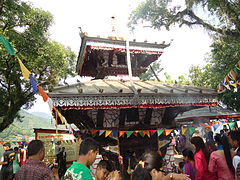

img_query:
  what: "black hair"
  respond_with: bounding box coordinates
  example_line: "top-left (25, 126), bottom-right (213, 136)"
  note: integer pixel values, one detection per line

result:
top-left (229, 130), bottom-right (240, 143)
top-left (215, 134), bottom-right (234, 172)
top-left (190, 136), bottom-right (210, 162)
top-left (182, 148), bottom-right (194, 161)
top-left (97, 160), bottom-right (112, 172)
top-left (79, 137), bottom-right (99, 155)
top-left (27, 140), bottom-right (44, 156)
top-left (179, 161), bottom-right (185, 169)
top-left (229, 130), bottom-right (240, 157)
top-left (3, 143), bottom-right (11, 148)
top-left (14, 147), bottom-right (19, 152)
top-left (132, 151), bottom-right (163, 180)
top-left (220, 130), bottom-right (224, 135)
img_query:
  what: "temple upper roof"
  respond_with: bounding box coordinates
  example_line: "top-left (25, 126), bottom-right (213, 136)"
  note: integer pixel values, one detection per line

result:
top-left (76, 34), bottom-right (170, 78)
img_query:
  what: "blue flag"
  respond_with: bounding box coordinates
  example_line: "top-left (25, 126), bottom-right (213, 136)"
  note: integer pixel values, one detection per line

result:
top-left (29, 74), bottom-right (38, 93)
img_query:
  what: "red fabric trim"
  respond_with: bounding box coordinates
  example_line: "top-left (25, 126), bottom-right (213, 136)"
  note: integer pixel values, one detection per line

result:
top-left (177, 114), bottom-right (240, 121)
top-left (89, 45), bottom-right (163, 55)
top-left (61, 102), bottom-right (218, 110)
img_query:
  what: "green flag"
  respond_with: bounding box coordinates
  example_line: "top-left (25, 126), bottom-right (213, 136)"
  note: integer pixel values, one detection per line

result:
top-left (139, 131), bottom-right (144, 137)
top-left (189, 127), bottom-right (196, 135)
top-left (0, 35), bottom-right (15, 55)
top-left (228, 122), bottom-right (236, 130)
top-left (157, 129), bottom-right (164, 136)
top-left (126, 131), bottom-right (134, 138)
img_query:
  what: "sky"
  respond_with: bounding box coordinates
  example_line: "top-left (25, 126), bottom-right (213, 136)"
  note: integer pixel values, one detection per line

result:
top-left (27, 0), bottom-right (213, 114)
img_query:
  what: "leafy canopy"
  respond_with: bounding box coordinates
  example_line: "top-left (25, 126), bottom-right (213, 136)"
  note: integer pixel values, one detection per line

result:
top-left (130, 0), bottom-right (240, 111)
top-left (129, 0), bottom-right (240, 37)
top-left (0, 0), bottom-right (76, 132)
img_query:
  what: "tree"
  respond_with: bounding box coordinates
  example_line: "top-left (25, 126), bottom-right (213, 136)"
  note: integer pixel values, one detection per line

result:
top-left (129, 0), bottom-right (240, 37)
top-left (139, 60), bottom-right (163, 81)
top-left (130, 0), bottom-right (240, 111)
top-left (0, 0), bottom-right (76, 132)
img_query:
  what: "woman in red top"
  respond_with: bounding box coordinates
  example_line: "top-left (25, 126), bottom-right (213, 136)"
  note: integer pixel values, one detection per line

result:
top-left (19, 144), bottom-right (27, 166)
top-left (190, 136), bottom-right (216, 180)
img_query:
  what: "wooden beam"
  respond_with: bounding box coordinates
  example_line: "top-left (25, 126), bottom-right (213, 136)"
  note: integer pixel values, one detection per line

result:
top-left (96, 109), bottom-right (105, 128)
top-left (119, 109), bottom-right (126, 128)
top-left (144, 108), bottom-right (153, 125)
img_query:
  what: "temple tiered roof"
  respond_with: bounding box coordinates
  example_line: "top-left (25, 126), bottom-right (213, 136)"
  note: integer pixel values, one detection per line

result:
top-left (76, 35), bottom-right (170, 78)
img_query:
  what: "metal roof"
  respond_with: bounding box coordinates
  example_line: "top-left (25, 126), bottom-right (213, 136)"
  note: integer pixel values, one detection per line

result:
top-left (49, 79), bottom-right (218, 109)
top-left (175, 106), bottom-right (240, 121)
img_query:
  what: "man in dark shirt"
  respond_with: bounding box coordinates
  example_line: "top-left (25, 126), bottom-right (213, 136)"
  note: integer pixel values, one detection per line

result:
top-left (56, 147), bottom-right (67, 178)
top-left (0, 142), bottom-right (15, 180)
top-left (15, 140), bottom-right (59, 180)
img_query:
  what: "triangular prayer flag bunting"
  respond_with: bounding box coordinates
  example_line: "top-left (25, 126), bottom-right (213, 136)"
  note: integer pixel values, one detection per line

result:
top-left (29, 74), bottom-right (38, 93)
top-left (112, 130), bottom-right (118, 137)
top-left (157, 129), bottom-right (164, 136)
top-left (38, 85), bottom-right (49, 102)
top-left (57, 111), bottom-right (65, 124)
top-left (119, 131), bottom-right (126, 137)
top-left (139, 131), bottom-right (144, 137)
top-left (47, 98), bottom-right (53, 111)
top-left (163, 129), bottom-right (173, 136)
top-left (237, 121), bottom-right (240, 128)
top-left (143, 130), bottom-right (150, 137)
top-left (181, 127), bottom-right (188, 135)
top-left (0, 35), bottom-right (15, 55)
top-left (189, 127), bottom-right (196, 135)
top-left (213, 124), bottom-right (220, 131)
top-left (150, 130), bottom-right (157, 136)
top-left (99, 130), bottom-right (105, 136)
top-left (17, 57), bottom-right (31, 80)
top-left (105, 130), bottom-right (112, 137)
top-left (126, 131), bottom-right (134, 138)
top-left (228, 122), bottom-right (236, 130)
top-left (133, 132), bottom-right (138, 136)
top-left (91, 129), bottom-right (99, 135)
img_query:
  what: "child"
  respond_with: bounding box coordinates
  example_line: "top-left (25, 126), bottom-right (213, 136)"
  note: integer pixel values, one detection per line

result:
top-left (94, 160), bottom-right (112, 180)
top-left (178, 161), bottom-right (185, 174)
top-left (182, 148), bottom-right (196, 180)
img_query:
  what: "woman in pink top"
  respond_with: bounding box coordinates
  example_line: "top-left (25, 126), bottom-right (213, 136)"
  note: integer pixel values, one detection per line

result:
top-left (208, 134), bottom-right (234, 180)
top-left (191, 136), bottom-right (216, 180)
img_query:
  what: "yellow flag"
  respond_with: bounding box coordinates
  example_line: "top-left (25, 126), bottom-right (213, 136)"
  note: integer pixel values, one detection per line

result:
top-left (57, 111), bottom-right (65, 124)
top-left (181, 127), bottom-right (188, 135)
top-left (17, 57), bottom-right (31, 80)
top-left (105, 130), bottom-right (112, 137)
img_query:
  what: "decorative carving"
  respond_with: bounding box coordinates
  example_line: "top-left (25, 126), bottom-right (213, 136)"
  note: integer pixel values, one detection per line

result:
top-left (51, 95), bottom-right (217, 108)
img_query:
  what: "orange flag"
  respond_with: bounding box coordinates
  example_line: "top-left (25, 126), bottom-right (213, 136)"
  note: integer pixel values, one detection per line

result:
top-left (164, 129), bottom-right (173, 136)
top-left (143, 130), bottom-right (150, 137)
top-left (105, 130), bottom-right (112, 137)
top-left (119, 131), bottom-right (126, 137)
top-left (38, 85), bottom-right (49, 102)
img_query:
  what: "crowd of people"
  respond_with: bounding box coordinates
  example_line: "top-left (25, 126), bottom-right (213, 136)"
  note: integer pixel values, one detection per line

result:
top-left (1, 127), bottom-right (240, 180)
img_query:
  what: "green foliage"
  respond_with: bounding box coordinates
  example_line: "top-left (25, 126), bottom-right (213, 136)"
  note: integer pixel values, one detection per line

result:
top-left (0, 110), bottom-right (70, 140)
top-left (163, 72), bottom-right (175, 84)
top-left (139, 60), bottom-right (162, 81)
top-left (189, 64), bottom-right (216, 88)
top-left (130, 0), bottom-right (240, 111)
top-left (177, 75), bottom-right (191, 85)
top-left (0, 0), bottom-right (76, 132)
top-left (129, 0), bottom-right (240, 37)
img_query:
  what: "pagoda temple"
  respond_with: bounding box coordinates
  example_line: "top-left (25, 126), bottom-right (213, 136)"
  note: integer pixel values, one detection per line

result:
top-left (49, 33), bottom-right (217, 129)
top-left (49, 33), bottom-right (218, 168)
